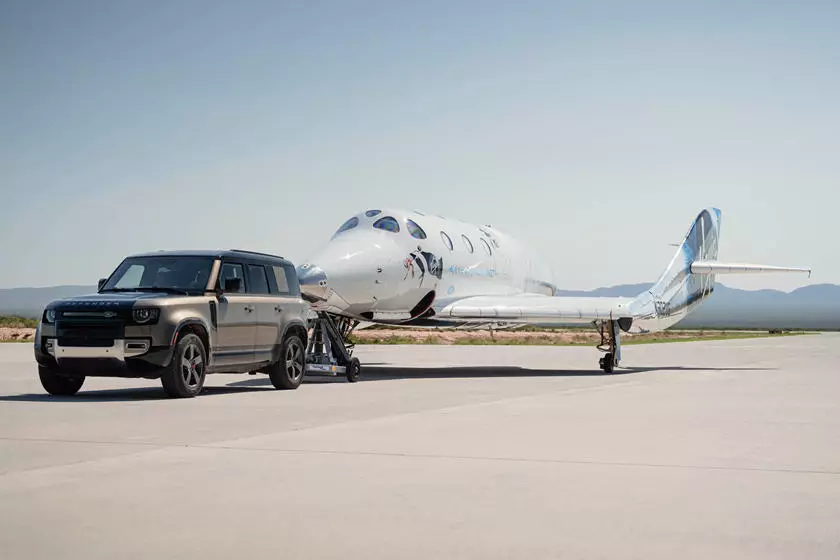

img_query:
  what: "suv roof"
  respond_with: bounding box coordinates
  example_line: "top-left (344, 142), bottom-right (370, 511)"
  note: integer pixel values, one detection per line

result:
top-left (126, 249), bottom-right (290, 264)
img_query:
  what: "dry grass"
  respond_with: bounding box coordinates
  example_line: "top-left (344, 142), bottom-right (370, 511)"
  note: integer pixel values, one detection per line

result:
top-left (349, 327), bottom-right (808, 346)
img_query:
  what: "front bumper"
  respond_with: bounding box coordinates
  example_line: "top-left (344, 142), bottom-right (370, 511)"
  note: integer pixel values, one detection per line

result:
top-left (36, 337), bottom-right (174, 378)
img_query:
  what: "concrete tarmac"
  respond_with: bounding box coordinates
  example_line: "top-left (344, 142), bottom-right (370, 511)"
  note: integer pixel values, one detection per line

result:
top-left (1, 334), bottom-right (839, 559)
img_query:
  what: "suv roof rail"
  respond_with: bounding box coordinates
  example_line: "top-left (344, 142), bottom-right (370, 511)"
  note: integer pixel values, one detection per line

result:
top-left (229, 249), bottom-right (286, 260)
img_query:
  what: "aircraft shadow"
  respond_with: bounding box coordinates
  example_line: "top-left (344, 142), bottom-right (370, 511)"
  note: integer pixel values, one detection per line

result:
top-left (227, 364), bottom-right (774, 385)
top-left (356, 364), bottom-right (774, 380)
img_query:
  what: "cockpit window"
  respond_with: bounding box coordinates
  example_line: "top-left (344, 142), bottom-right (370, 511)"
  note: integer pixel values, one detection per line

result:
top-left (373, 216), bottom-right (400, 233)
top-left (365, 209), bottom-right (381, 217)
top-left (333, 217), bottom-right (359, 238)
top-left (406, 219), bottom-right (427, 239)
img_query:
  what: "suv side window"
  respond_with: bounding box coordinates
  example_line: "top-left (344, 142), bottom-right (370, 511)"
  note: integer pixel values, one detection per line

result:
top-left (283, 263), bottom-right (300, 296)
top-left (219, 262), bottom-right (245, 293)
top-left (271, 266), bottom-right (290, 295)
top-left (270, 264), bottom-right (300, 296)
top-left (247, 263), bottom-right (270, 294)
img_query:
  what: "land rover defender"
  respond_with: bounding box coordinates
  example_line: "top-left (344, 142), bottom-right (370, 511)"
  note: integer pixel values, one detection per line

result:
top-left (34, 250), bottom-right (310, 398)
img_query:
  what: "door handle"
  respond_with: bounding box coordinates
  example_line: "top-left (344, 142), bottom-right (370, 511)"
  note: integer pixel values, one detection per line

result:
top-left (274, 305), bottom-right (283, 313)
top-left (244, 305), bottom-right (254, 312)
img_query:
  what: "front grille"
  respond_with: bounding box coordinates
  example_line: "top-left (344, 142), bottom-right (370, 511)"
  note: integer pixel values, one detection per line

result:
top-left (56, 320), bottom-right (124, 348)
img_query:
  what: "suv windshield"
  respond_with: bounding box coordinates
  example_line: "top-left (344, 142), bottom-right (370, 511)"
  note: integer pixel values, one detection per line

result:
top-left (101, 256), bottom-right (215, 294)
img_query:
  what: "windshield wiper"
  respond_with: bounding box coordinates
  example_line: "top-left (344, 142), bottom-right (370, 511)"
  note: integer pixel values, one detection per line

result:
top-left (133, 286), bottom-right (192, 295)
top-left (99, 288), bottom-right (139, 293)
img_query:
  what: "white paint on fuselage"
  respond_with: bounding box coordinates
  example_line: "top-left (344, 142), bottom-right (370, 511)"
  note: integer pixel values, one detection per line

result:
top-left (299, 209), bottom-right (556, 322)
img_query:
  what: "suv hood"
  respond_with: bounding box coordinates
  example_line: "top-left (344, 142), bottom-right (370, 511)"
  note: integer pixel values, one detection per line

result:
top-left (49, 292), bottom-right (174, 309)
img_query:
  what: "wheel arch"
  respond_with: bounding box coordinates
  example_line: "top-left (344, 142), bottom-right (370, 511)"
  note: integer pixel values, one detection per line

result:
top-left (281, 320), bottom-right (308, 347)
top-left (172, 319), bottom-right (211, 357)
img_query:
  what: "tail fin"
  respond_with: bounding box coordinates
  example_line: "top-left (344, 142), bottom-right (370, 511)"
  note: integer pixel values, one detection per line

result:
top-left (629, 207), bottom-right (810, 332)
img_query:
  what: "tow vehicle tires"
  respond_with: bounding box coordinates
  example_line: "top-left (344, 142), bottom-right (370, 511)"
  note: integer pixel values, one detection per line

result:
top-left (346, 357), bottom-right (361, 383)
top-left (39, 366), bottom-right (85, 396)
top-left (599, 353), bottom-right (614, 374)
top-left (160, 333), bottom-right (207, 398)
top-left (269, 333), bottom-right (305, 390)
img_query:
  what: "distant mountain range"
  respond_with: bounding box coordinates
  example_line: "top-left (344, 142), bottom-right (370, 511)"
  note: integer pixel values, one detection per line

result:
top-left (1, 282), bottom-right (838, 329)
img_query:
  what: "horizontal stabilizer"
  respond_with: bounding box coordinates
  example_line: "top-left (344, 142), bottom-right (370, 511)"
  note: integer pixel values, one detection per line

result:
top-left (690, 261), bottom-right (811, 277)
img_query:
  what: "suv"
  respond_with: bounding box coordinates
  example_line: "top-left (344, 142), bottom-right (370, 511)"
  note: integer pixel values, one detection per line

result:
top-left (34, 250), bottom-right (310, 398)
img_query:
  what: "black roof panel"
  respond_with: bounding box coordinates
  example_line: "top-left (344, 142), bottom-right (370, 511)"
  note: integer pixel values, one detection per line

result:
top-left (125, 249), bottom-right (290, 263)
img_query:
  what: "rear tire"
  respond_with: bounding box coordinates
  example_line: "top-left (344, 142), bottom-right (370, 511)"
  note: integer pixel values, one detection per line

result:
top-left (346, 357), bottom-right (361, 383)
top-left (269, 333), bottom-right (305, 390)
top-left (160, 333), bottom-right (207, 398)
top-left (38, 365), bottom-right (85, 396)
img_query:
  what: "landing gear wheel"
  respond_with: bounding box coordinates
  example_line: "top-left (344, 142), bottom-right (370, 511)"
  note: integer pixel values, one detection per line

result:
top-left (269, 333), bottom-right (305, 390)
top-left (346, 357), bottom-right (361, 383)
top-left (38, 365), bottom-right (85, 396)
top-left (599, 353), bottom-right (614, 374)
top-left (160, 333), bottom-right (207, 398)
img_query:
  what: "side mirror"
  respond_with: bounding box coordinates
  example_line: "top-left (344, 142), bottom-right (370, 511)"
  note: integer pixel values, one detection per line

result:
top-left (223, 277), bottom-right (241, 293)
top-left (97, 278), bottom-right (107, 291)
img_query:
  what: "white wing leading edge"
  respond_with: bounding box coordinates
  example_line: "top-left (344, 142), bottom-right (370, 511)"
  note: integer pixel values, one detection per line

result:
top-left (439, 295), bottom-right (633, 324)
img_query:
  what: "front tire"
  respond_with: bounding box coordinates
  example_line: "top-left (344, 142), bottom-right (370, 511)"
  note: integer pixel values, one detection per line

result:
top-left (346, 357), bottom-right (361, 383)
top-left (38, 365), bottom-right (85, 396)
top-left (269, 333), bottom-right (305, 390)
top-left (160, 333), bottom-right (207, 398)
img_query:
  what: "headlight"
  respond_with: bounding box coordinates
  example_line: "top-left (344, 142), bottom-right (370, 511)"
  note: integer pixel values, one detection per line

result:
top-left (132, 308), bottom-right (160, 324)
top-left (44, 309), bottom-right (56, 324)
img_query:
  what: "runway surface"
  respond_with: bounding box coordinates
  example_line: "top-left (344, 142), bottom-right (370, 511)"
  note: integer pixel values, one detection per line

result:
top-left (1, 334), bottom-right (838, 559)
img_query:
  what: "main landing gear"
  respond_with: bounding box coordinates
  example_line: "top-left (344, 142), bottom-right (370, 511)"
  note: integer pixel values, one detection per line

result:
top-left (305, 312), bottom-right (362, 383)
top-left (595, 319), bottom-right (622, 373)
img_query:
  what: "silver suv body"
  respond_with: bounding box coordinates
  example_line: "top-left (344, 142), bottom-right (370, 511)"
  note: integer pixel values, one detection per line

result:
top-left (34, 250), bottom-right (310, 397)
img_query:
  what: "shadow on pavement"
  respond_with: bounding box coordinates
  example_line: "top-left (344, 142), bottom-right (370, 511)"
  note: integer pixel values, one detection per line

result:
top-left (227, 364), bottom-right (774, 386)
top-left (0, 364), bottom-right (776, 401)
top-left (0, 384), bottom-right (271, 403)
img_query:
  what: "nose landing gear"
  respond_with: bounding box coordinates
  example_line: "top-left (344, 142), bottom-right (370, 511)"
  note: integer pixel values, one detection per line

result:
top-left (305, 312), bottom-right (362, 383)
top-left (595, 319), bottom-right (622, 373)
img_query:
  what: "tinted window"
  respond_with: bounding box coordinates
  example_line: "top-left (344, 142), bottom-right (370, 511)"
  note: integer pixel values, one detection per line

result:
top-left (373, 216), bottom-right (400, 233)
top-left (333, 217), bottom-right (359, 238)
top-left (440, 231), bottom-right (453, 251)
top-left (219, 262), bottom-right (245, 293)
top-left (406, 219), bottom-right (427, 239)
top-left (247, 264), bottom-right (269, 294)
top-left (461, 234), bottom-right (474, 253)
top-left (102, 256), bottom-right (214, 294)
top-left (480, 238), bottom-right (492, 256)
top-left (365, 209), bottom-right (381, 217)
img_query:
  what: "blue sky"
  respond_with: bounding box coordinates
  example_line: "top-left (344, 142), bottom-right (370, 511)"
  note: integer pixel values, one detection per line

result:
top-left (1, 0), bottom-right (837, 290)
